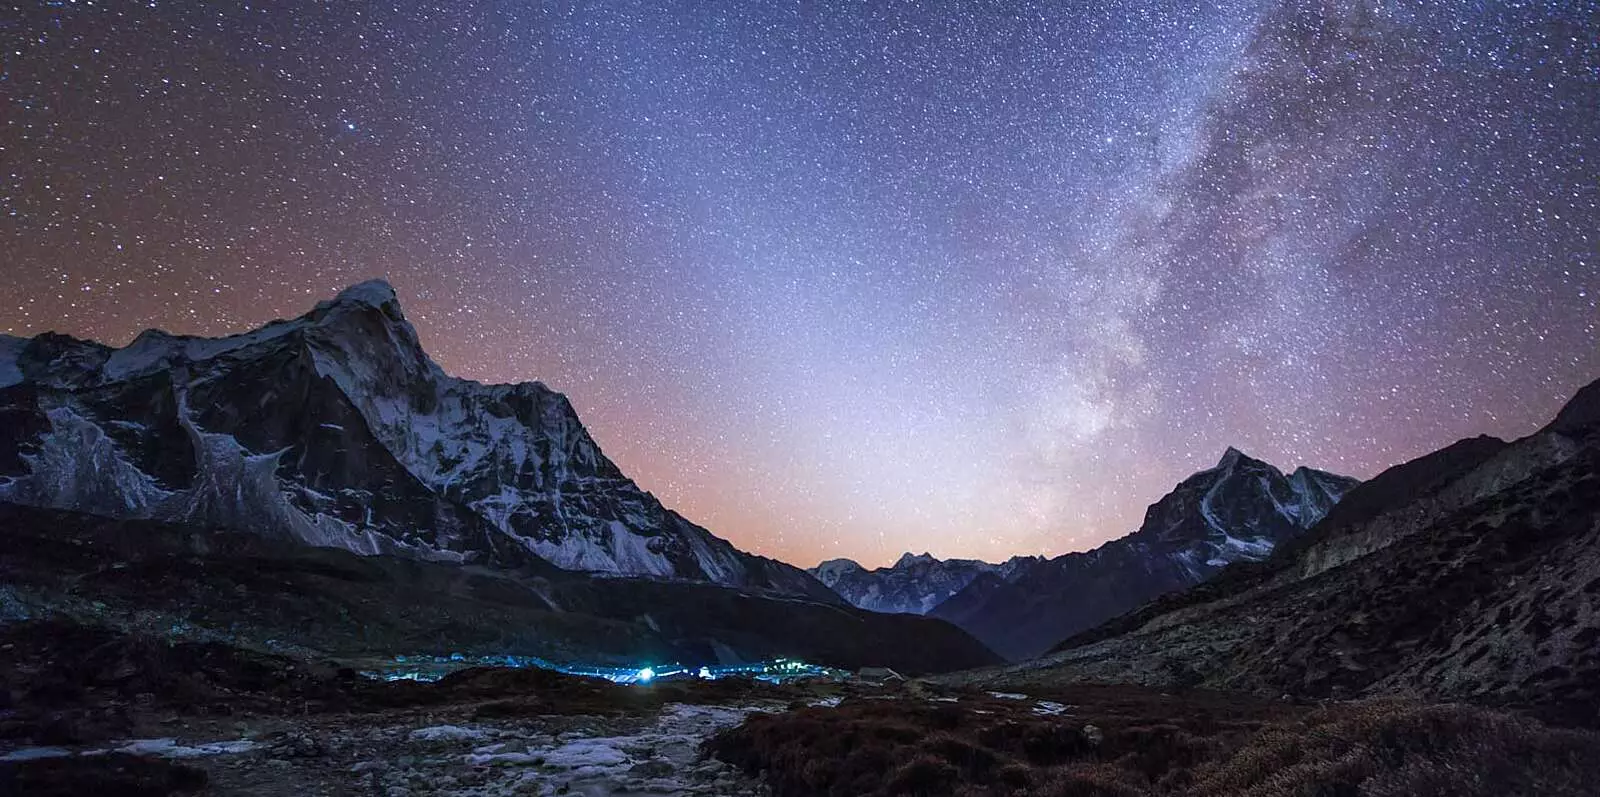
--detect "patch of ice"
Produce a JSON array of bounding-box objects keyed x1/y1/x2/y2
[
  {"x1": 0, "y1": 746, "x2": 73, "y2": 762},
  {"x1": 426, "y1": 703, "x2": 769, "y2": 796},
  {"x1": 1033, "y1": 701, "x2": 1070, "y2": 716},
  {"x1": 810, "y1": 696, "x2": 844, "y2": 708},
  {"x1": 410, "y1": 725, "x2": 492, "y2": 743},
  {"x1": 4, "y1": 738, "x2": 260, "y2": 761},
  {"x1": 115, "y1": 738, "x2": 258, "y2": 758},
  {"x1": 466, "y1": 749, "x2": 547, "y2": 766},
  {"x1": 988, "y1": 692, "x2": 1028, "y2": 700},
  {"x1": 1219, "y1": 534, "x2": 1274, "y2": 559},
  {"x1": 540, "y1": 736, "x2": 630, "y2": 770}
]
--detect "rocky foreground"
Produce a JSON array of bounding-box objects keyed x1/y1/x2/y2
[
  {"x1": 0, "y1": 619, "x2": 798, "y2": 796},
  {"x1": 5, "y1": 620, "x2": 1600, "y2": 797}
]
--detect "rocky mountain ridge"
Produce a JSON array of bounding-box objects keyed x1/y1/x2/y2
[
  {"x1": 961, "y1": 376, "x2": 1600, "y2": 727},
  {"x1": 930, "y1": 449, "x2": 1359, "y2": 659},
  {"x1": 807, "y1": 552, "x2": 1041, "y2": 615},
  {"x1": 0, "y1": 280, "x2": 831, "y2": 600}
]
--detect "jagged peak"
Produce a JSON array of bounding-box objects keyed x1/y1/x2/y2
[
  {"x1": 895, "y1": 552, "x2": 938, "y2": 568},
  {"x1": 813, "y1": 557, "x2": 863, "y2": 571},
  {"x1": 1216, "y1": 446, "x2": 1249, "y2": 469},
  {"x1": 330, "y1": 279, "x2": 400, "y2": 309},
  {"x1": 1289, "y1": 465, "x2": 1325, "y2": 484}
]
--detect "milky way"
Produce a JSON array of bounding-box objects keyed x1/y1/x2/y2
[{"x1": 3, "y1": 1, "x2": 1597, "y2": 567}]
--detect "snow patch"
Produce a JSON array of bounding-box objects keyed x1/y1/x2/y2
[
  {"x1": 115, "y1": 738, "x2": 258, "y2": 758},
  {"x1": 0, "y1": 747, "x2": 74, "y2": 762},
  {"x1": 1033, "y1": 701, "x2": 1070, "y2": 716},
  {"x1": 400, "y1": 703, "x2": 768, "y2": 796},
  {"x1": 1, "y1": 738, "x2": 257, "y2": 762},
  {"x1": 102, "y1": 324, "x2": 302, "y2": 381},
  {"x1": 410, "y1": 725, "x2": 492, "y2": 743}
]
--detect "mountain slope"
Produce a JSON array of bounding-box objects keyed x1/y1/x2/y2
[
  {"x1": 0, "y1": 281, "x2": 830, "y2": 600},
  {"x1": 0, "y1": 502, "x2": 1000, "y2": 674},
  {"x1": 807, "y1": 552, "x2": 1041, "y2": 615},
  {"x1": 966, "y1": 376, "x2": 1600, "y2": 727},
  {"x1": 931, "y1": 449, "x2": 1358, "y2": 659}
]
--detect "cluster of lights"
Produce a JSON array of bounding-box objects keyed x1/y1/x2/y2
[{"x1": 370, "y1": 654, "x2": 842, "y2": 686}]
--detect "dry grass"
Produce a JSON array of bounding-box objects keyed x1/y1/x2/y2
[
  {"x1": 706, "y1": 688, "x2": 1600, "y2": 796},
  {"x1": 1192, "y1": 699, "x2": 1600, "y2": 796}
]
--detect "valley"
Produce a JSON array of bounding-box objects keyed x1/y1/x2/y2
[{"x1": 2, "y1": 283, "x2": 1598, "y2": 796}]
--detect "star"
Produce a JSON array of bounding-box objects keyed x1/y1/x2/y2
[{"x1": 1, "y1": 0, "x2": 1595, "y2": 567}]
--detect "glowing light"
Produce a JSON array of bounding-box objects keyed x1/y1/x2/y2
[{"x1": 637, "y1": 667, "x2": 655, "y2": 682}]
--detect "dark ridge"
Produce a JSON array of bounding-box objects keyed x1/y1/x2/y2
[
  {"x1": 0, "y1": 502, "x2": 1000, "y2": 676},
  {"x1": 1545, "y1": 376, "x2": 1600, "y2": 435},
  {"x1": 1289, "y1": 434, "x2": 1509, "y2": 545}
]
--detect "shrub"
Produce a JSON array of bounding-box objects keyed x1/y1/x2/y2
[{"x1": 707, "y1": 690, "x2": 1600, "y2": 797}]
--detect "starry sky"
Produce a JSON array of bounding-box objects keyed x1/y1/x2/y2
[{"x1": 3, "y1": 1, "x2": 1597, "y2": 568}]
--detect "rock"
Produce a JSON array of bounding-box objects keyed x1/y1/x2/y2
[
  {"x1": 1082, "y1": 724, "x2": 1104, "y2": 746},
  {"x1": 629, "y1": 759, "x2": 674, "y2": 778},
  {"x1": 269, "y1": 730, "x2": 325, "y2": 758}
]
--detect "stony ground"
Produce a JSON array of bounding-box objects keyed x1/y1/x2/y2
[
  {"x1": 0, "y1": 618, "x2": 820, "y2": 796},
  {"x1": 4, "y1": 699, "x2": 777, "y2": 796},
  {"x1": 707, "y1": 685, "x2": 1600, "y2": 797},
  {"x1": 8, "y1": 618, "x2": 1600, "y2": 796}
]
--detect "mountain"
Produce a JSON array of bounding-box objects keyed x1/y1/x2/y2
[
  {"x1": 807, "y1": 552, "x2": 1041, "y2": 615},
  {"x1": 0, "y1": 280, "x2": 832, "y2": 601},
  {"x1": 0, "y1": 502, "x2": 1001, "y2": 674},
  {"x1": 930, "y1": 449, "x2": 1358, "y2": 659},
  {"x1": 963, "y1": 376, "x2": 1600, "y2": 727}
]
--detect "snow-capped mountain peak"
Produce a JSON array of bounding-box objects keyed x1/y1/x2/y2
[
  {"x1": 929, "y1": 448, "x2": 1360, "y2": 659},
  {"x1": 326, "y1": 278, "x2": 401, "y2": 309},
  {"x1": 811, "y1": 558, "x2": 866, "y2": 589},
  {"x1": 1215, "y1": 445, "x2": 1247, "y2": 470},
  {"x1": 0, "y1": 280, "x2": 835, "y2": 601},
  {"x1": 806, "y1": 551, "x2": 1039, "y2": 616}
]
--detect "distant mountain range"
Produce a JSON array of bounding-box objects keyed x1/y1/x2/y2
[
  {"x1": 958, "y1": 376, "x2": 1600, "y2": 727},
  {"x1": 813, "y1": 450, "x2": 1358, "y2": 659},
  {"x1": 808, "y1": 552, "x2": 1040, "y2": 615},
  {"x1": 15, "y1": 277, "x2": 1589, "y2": 705}
]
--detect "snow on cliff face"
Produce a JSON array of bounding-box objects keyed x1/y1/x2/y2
[
  {"x1": 1133, "y1": 447, "x2": 1357, "y2": 580},
  {"x1": 0, "y1": 281, "x2": 830, "y2": 600},
  {"x1": 810, "y1": 449, "x2": 1357, "y2": 626}
]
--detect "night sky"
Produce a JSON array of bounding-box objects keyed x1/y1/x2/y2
[{"x1": 3, "y1": 1, "x2": 1597, "y2": 568}]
